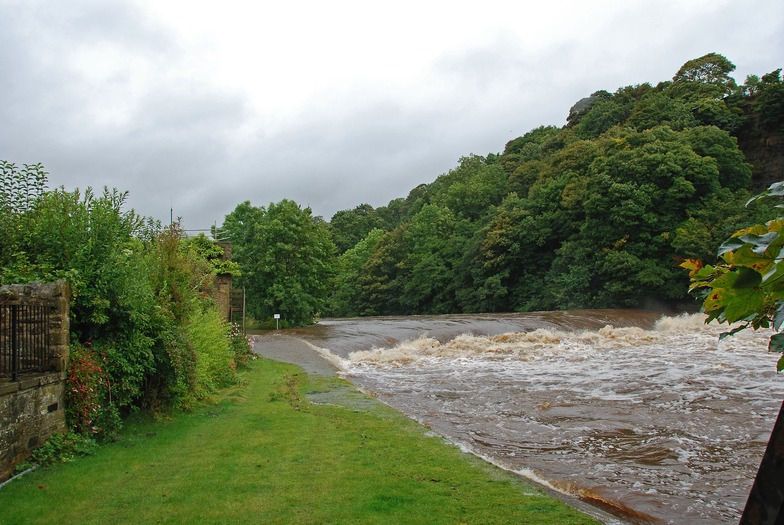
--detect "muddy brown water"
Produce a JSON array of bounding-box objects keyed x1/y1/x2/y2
[{"x1": 263, "y1": 310, "x2": 784, "y2": 524}]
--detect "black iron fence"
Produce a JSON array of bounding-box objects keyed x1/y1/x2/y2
[{"x1": 0, "y1": 304, "x2": 51, "y2": 381}]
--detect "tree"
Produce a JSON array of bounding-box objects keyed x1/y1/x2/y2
[
  {"x1": 431, "y1": 155, "x2": 507, "y2": 221},
  {"x1": 329, "y1": 203, "x2": 379, "y2": 254},
  {"x1": 356, "y1": 226, "x2": 408, "y2": 316},
  {"x1": 328, "y1": 228, "x2": 386, "y2": 317},
  {"x1": 668, "y1": 53, "x2": 742, "y2": 131},
  {"x1": 223, "y1": 199, "x2": 336, "y2": 326},
  {"x1": 753, "y1": 69, "x2": 784, "y2": 132},
  {"x1": 671, "y1": 52, "x2": 737, "y2": 99},
  {"x1": 626, "y1": 92, "x2": 696, "y2": 131},
  {"x1": 457, "y1": 194, "x2": 537, "y2": 312},
  {"x1": 401, "y1": 204, "x2": 464, "y2": 313}
]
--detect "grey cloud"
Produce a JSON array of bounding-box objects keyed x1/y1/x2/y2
[{"x1": 2, "y1": 0, "x2": 783, "y2": 230}]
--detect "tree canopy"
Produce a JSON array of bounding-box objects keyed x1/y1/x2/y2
[
  {"x1": 222, "y1": 199, "x2": 336, "y2": 326},
  {"x1": 222, "y1": 53, "x2": 782, "y2": 320}
]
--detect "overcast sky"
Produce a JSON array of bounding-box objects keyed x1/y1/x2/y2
[{"x1": 1, "y1": 0, "x2": 782, "y2": 229}]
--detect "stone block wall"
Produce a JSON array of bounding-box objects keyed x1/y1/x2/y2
[
  {"x1": 0, "y1": 280, "x2": 70, "y2": 481},
  {"x1": 209, "y1": 242, "x2": 233, "y2": 322},
  {"x1": 213, "y1": 274, "x2": 233, "y2": 321},
  {"x1": 0, "y1": 373, "x2": 66, "y2": 481}
]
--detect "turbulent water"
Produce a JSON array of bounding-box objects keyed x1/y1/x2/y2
[{"x1": 287, "y1": 310, "x2": 784, "y2": 524}]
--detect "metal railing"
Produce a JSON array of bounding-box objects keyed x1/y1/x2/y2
[{"x1": 0, "y1": 305, "x2": 51, "y2": 381}]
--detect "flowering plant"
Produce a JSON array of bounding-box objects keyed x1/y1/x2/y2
[
  {"x1": 228, "y1": 322, "x2": 256, "y2": 366},
  {"x1": 65, "y1": 343, "x2": 121, "y2": 440}
]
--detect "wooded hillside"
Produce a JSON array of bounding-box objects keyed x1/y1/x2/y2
[{"x1": 224, "y1": 53, "x2": 784, "y2": 321}]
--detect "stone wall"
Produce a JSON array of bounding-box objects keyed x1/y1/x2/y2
[
  {"x1": 0, "y1": 373, "x2": 66, "y2": 481},
  {"x1": 213, "y1": 242, "x2": 233, "y2": 322},
  {"x1": 0, "y1": 280, "x2": 70, "y2": 481},
  {"x1": 213, "y1": 274, "x2": 233, "y2": 321}
]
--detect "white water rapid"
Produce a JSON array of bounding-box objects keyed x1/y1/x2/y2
[{"x1": 292, "y1": 311, "x2": 784, "y2": 524}]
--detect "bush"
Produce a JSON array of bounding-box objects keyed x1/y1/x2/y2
[
  {"x1": 187, "y1": 304, "x2": 238, "y2": 399},
  {"x1": 65, "y1": 343, "x2": 122, "y2": 441},
  {"x1": 229, "y1": 322, "x2": 256, "y2": 367}
]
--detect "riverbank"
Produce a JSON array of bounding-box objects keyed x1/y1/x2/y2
[
  {"x1": 253, "y1": 331, "x2": 627, "y2": 524},
  {"x1": 0, "y1": 335, "x2": 605, "y2": 524}
]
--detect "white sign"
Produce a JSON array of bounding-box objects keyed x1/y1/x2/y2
[{"x1": 274, "y1": 314, "x2": 280, "y2": 319}]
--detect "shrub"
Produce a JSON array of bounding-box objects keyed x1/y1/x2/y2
[
  {"x1": 186, "y1": 304, "x2": 238, "y2": 399},
  {"x1": 65, "y1": 343, "x2": 122, "y2": 441},
  {"x1": 229, "y1": 322, "x2": 256, "y2": 367}
]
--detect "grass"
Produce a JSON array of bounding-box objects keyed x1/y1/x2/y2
[{"x1": 0, "y1": 359, "x2": 601, "y2": 524}]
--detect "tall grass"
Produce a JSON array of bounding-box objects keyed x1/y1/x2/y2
[{"x1": 186, "y1": 303, "x2": 237, "y2": 399}]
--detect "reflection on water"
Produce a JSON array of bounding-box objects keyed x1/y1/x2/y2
[{"x1": 289, "y1": 310, "x2": 784, "y2": 525}]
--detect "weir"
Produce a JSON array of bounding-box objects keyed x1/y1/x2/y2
[{"x1": 284, "y1": 311, "x2": 784, "y2": 525}]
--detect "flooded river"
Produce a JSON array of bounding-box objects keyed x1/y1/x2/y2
[{"x1": 285, "y1": 310, "x2": 784, "y2": 524}]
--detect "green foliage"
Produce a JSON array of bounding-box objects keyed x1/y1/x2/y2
[
  {"x1": 0, "y1": 166, "x2": 243, "y2": 417},
  {"x1": 401, "y1": 204, "x2": 467, "y2": 313},
  {"x1": 751, "y1": 69, "x2": 784, "y2": 132},
  {"x1": 223, "y1": 199, "x2": 336, "y2": 325},
  {"x1": 356, "y1": 226, "x2": 409, "y2": 316},
  {"x1": 457, "y1": 193, "x2": 551, "y2": 312},
  {"x1": 626, "y1": 92, "x2": 696, "y2": 131},
  {"x1": 684, "y1": 182, "x2": 784, "y2": 371},
  {"x1": 670, "y1": 52, "x2": 738, "y2": 101},
  {"x1": 187, "y1": 303, "x2": 238, "y2": 400},
  {"x1": 329, "y1": 204, "x2": 381, "y2": 254},
  {"x1": 429, "y1": 155, "x2": 507, "y2": 221},
  {"x1": 328, "y1": 228, "x2": 386, "y2": 317},
  {"x1": 570, "y1": 84, "x2": 652, "y2": 139},
  {"x1": 186, "y1": 233, "x2": 240, "y2": 276},
  {"x1": 65, "y1": 343, "x2": 121, "y2": 441},
  {"x1": 13, "y1": 431, "x2": 97, "y2": 474}
]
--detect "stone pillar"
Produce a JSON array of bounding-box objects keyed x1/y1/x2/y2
[{"x1": 47, "y1": 281, "x2": 71, "y2": 372}]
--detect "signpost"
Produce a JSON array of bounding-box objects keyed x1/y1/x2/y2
[{"x1": 274, "y1": 313, "x2": 280, "y2": 330}]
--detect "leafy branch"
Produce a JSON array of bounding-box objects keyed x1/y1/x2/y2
[{"x1": 683, "y1": 181, "x2": 784, "y2": 371}]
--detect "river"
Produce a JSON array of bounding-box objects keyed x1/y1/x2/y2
[{"x1": 284, "y1": 310, "x2": 784, "y2": 524}]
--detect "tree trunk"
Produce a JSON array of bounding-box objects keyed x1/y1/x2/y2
[{"x1": 740, "y1": 399, "x2": 784, "y2": 525}]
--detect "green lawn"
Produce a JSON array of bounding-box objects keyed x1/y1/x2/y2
[{"x1": 0, "y1": 359, "x2": 601, "y2": 524}]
